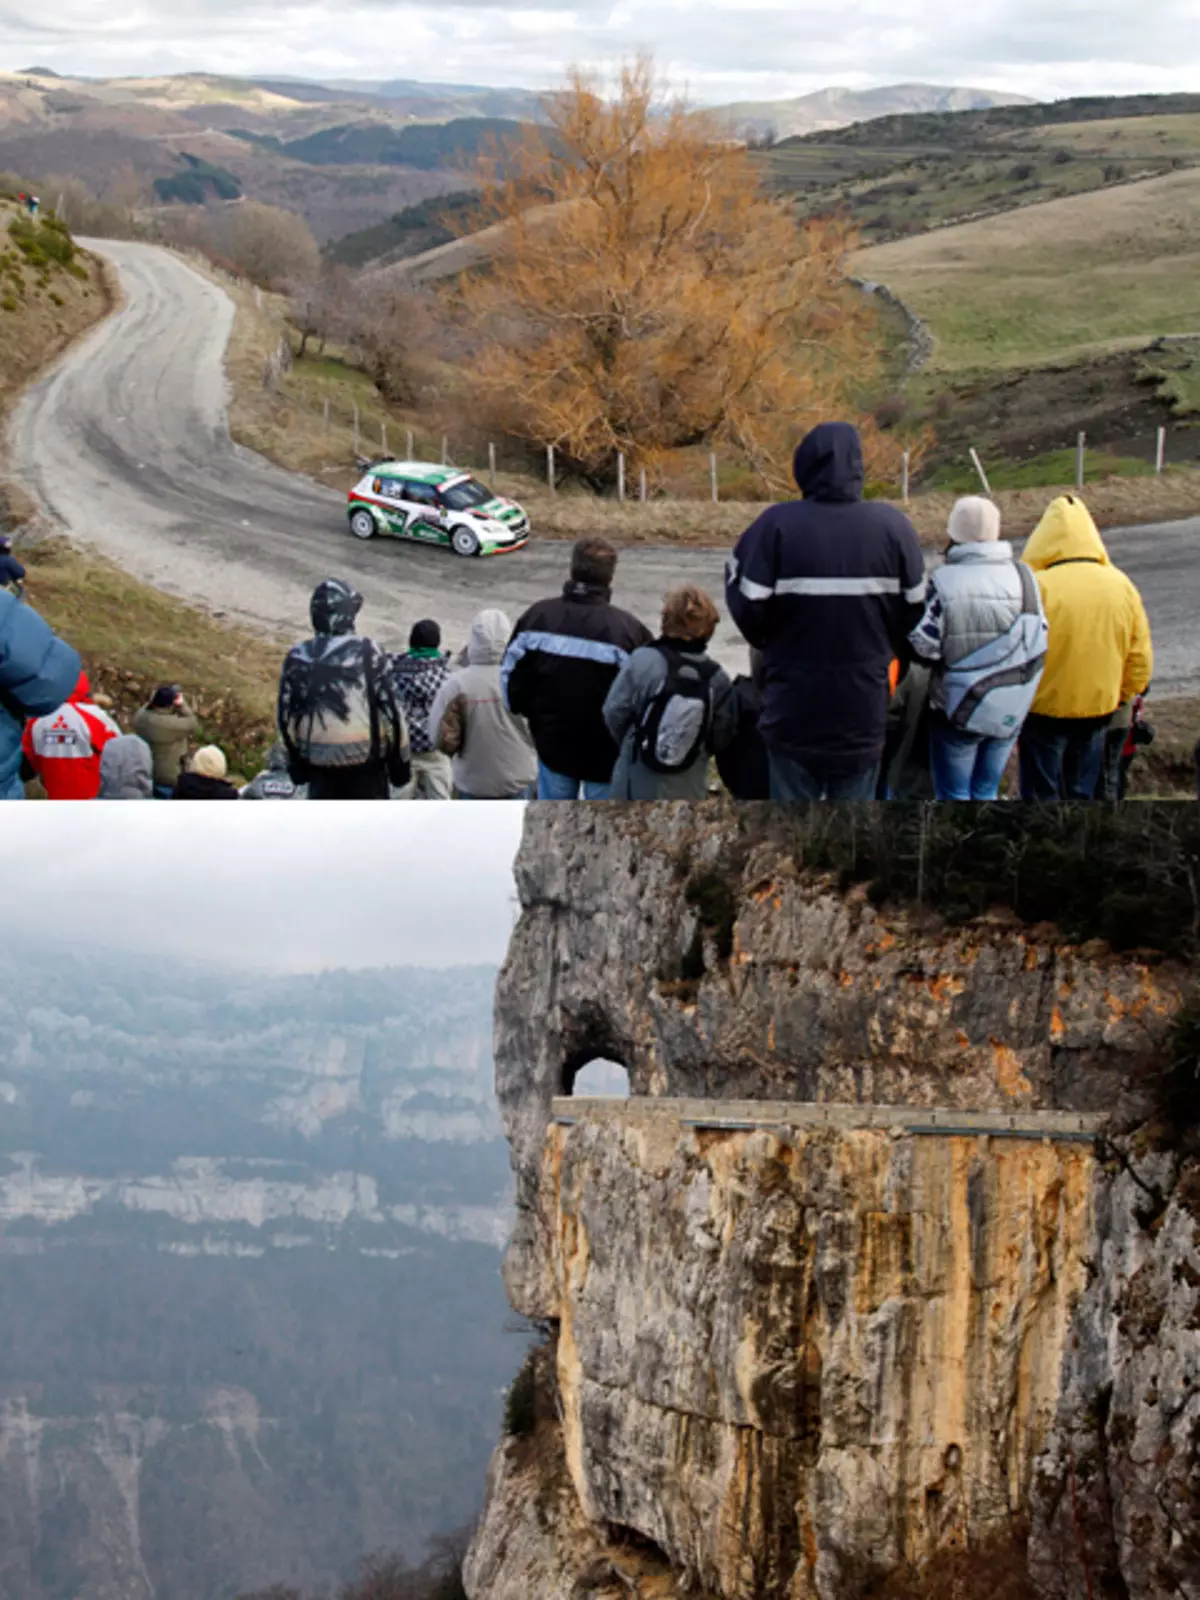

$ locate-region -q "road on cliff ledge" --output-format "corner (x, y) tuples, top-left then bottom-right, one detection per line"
(9, 239), (1200, 691)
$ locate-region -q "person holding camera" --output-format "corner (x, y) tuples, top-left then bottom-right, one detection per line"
(133, 685), (200, 799)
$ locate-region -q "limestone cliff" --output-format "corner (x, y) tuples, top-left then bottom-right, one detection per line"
(468, 805), (1198, 1600)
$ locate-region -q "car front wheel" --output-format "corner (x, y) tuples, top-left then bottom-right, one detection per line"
(450, 524), (481, 558)
(349, 508), (377, 541)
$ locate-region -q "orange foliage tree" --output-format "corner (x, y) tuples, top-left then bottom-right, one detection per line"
(453, 60), (907, 493)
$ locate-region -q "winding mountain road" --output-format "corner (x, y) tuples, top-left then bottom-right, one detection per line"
(9, 240), (1200, 692)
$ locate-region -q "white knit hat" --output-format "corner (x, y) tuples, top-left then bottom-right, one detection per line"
(192, 745), (228, 780)
(948, 496), (1002, 544)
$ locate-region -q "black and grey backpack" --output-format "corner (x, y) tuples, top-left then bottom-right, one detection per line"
(633, 647), (720, 774)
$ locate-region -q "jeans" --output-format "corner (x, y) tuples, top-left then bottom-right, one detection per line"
(1019, 713), (1110, 801)
(929, 721), (1018, 801)
(768, 751), (880, 803)
(537, 762), (611, 801)
(456, 784), (536, 801)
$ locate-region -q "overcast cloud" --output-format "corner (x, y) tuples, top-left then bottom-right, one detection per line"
(0, 805), (526, 973)
(0, 0), (1194, 103)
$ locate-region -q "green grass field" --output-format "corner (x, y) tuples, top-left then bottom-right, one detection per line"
(855, 167), (1200, 373)
(1001, 114), (1200, 157)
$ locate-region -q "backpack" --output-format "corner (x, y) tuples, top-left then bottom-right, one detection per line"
(633, 646), (720, 774)
(939, 563), (1048, 740)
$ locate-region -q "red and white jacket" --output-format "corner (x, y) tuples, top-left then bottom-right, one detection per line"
(22, 672), (121, 800)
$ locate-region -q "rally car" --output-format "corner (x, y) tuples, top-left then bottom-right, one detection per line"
(346, 462), (530, 557)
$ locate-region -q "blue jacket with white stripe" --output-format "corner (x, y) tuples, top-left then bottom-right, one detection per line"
(726, 423), (927, 774)
(503, 582), (654, 783)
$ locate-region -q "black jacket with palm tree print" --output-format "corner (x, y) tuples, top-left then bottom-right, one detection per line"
(277, 580), (411, 791)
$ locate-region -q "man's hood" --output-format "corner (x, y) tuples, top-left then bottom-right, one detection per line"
(793, 422), (865, 503)
(310, 579), (364, 636)
(1024, 495), (1110, 571)
(468, 608), (513, 666)
(100, 735), (153, 799)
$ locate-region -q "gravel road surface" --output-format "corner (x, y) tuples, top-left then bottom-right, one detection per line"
(9, 240), (1200, 693)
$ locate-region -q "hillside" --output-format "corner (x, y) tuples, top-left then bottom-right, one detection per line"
(233, 115), (520, 170)
(0, 72), (481, 242)
(855, 165), (1200, 373)
(765, 93), (1200, 246)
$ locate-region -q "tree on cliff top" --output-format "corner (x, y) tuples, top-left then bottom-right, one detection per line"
(454, 59), (909, 492)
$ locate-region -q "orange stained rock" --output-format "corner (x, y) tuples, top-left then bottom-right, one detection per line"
(928, 972), (966, 1002)
(1050, 1007), (1066, 1042)
(991, 1039), (1035, 1102)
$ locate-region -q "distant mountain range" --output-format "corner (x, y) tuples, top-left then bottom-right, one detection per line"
(710, 82), (1036, 141)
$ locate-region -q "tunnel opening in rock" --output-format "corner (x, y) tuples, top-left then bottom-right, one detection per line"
(564, 1055), (630, 1098)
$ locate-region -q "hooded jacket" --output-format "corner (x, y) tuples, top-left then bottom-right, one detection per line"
(502, 582), (654, 783)
(431, 610), (537, 798)
(132, 701), (199, 789)
(277, 580), (410, 788)
(726, 423), (927, 772)
(99, 735), (154, 799)
(241, 742), (301, 800)
(21, 670), (121, 800)
(0, 591), (81, 799)
(1022, 497), (1153, 719)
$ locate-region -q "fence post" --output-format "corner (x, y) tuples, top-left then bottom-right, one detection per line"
(353, 405), (360, 457)
(441, 436), (449, 465)
(547, 445), (557, 495)
(1156, 427), (1167, 475)
(710, 452), (719, 504)
(639, 467), (647, 503)
(488, 443), (497, 488)
(1075, 432), (1086, 491)
(323, 397), (330, 435)
(381, 422), (388, 457)
(969, 448), (992, 496)
(901, 451), (910, 504)
(618, 454), (626, 504)
(407, 429), (414, 460)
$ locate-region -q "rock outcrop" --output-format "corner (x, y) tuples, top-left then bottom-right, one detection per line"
(470, 805), (1198, 1600)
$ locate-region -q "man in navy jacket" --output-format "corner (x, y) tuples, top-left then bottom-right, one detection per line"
(726, 422), (926, 801)
(0, 590), (82, 800)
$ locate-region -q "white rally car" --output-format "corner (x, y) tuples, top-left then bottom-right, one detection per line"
(347, 461), (530, 557)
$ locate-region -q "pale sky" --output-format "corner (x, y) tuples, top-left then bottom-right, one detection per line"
(0, 0), (1194, 104)
(0, 804), (526, 972)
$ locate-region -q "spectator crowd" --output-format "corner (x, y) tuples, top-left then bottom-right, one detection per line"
(0, 422), (1186, 804)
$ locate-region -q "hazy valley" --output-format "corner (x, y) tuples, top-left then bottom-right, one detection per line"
(0, 949), (516, 1600)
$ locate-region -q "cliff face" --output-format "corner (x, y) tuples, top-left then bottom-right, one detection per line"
(471, 805), (1198, 1600)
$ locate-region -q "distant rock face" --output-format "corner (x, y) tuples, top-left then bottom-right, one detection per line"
(472, 805), (1198, 1600)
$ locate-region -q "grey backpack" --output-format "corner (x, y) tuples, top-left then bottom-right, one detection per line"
(634, 647), (720, 774)
(940, 563), (1048, 740)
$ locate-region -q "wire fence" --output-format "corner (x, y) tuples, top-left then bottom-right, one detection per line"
(259, 321), (1197, 507)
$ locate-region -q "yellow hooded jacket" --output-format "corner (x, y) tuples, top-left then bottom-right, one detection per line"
(1023, 496), (1153, 719)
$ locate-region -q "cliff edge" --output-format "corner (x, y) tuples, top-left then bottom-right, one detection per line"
(469, 806), (1199, 1600)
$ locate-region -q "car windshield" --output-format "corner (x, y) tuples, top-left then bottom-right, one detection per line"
(439, 477), (493, 511)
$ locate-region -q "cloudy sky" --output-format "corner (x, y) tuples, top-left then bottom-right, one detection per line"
(0, 805), (526, 972)
(0, 0), (1194, 104)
